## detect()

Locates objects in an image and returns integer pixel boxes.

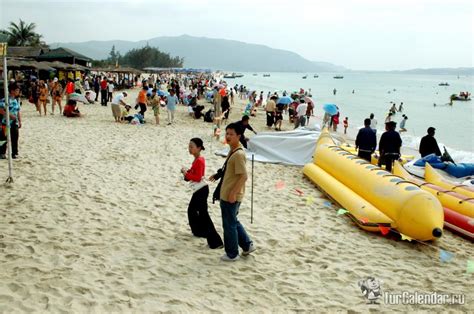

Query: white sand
[0,89,472,312]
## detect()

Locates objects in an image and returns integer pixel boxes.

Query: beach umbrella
[323,103,338,115]
[304,96,315,104]
[277,96,293,105]
[69,93,88,103]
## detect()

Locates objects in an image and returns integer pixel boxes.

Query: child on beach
[343,117,349,134]
[148,88,161,125]
[181,138,223,249]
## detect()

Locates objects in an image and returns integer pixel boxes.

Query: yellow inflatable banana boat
[393,162,474,218]
[303,129,444,241]
[425,163,474,199]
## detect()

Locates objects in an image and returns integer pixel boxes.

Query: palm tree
[2,19,45,47]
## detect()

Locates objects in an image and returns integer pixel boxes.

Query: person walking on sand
[38,80,49,116]
[166,89,179,125]
[209,123,255,262]
[181,138,223,249]
[51,78,63,115]
[234,115,257,149]
[136,85,148,118]
[355,118,377,162]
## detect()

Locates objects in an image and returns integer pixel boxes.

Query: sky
[0,0,472,70]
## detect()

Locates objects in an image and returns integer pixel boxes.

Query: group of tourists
[355,112,442,172]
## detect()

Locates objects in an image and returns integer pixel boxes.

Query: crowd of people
[0,72,449,264]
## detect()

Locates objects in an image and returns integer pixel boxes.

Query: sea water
[226,72,474,162]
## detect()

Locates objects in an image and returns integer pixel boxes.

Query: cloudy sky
[1,0,472,70]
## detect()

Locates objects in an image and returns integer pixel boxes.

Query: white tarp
[215,128,321,166]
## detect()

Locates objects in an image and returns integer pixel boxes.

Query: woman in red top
[181,138,223,249]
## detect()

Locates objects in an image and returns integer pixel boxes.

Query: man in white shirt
[295,99,308,128]
[370,113,378,134]
[111,92,128,122]
[107,81,114,102]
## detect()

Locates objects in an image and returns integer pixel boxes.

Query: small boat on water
[223,73,237,79]
[252,73,258,76]
[263,74,271,77]
[333,75,344,79]
[439,82,450,86]
[451,92,471,101]
[302,75,307,79]
[234,73,244,78]
[314,74,319,78]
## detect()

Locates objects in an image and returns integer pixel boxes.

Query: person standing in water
[399,115,408,133]
[333,88,337,95]
[181,138,223,249]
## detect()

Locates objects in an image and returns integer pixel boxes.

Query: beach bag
[212,148,243,204]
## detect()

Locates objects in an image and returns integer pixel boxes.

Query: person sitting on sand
[234,115,257,149]
[121,105,132,122]
[63,99,81,118]
[181,138,223,249]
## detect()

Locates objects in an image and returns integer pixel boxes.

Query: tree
[119,46,184,69]
[108,45,117,63]
[1,19,46,47]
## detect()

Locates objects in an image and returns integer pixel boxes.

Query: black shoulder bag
[212,148,243,204]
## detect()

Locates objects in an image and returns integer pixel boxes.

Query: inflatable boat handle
[458,198,474,204]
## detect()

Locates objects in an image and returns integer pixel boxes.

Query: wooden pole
[251,154,254,223]
[1,43,14,183]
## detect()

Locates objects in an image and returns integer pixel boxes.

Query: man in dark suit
[355,118,377,162]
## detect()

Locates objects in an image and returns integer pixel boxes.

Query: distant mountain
[389,67,474,75]
[49,35,346,72]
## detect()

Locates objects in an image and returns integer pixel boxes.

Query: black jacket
[379,130,402,155]
[419,135,441,157]
[355,127,377,152]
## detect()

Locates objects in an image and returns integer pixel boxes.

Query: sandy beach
[0,88,472,312]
